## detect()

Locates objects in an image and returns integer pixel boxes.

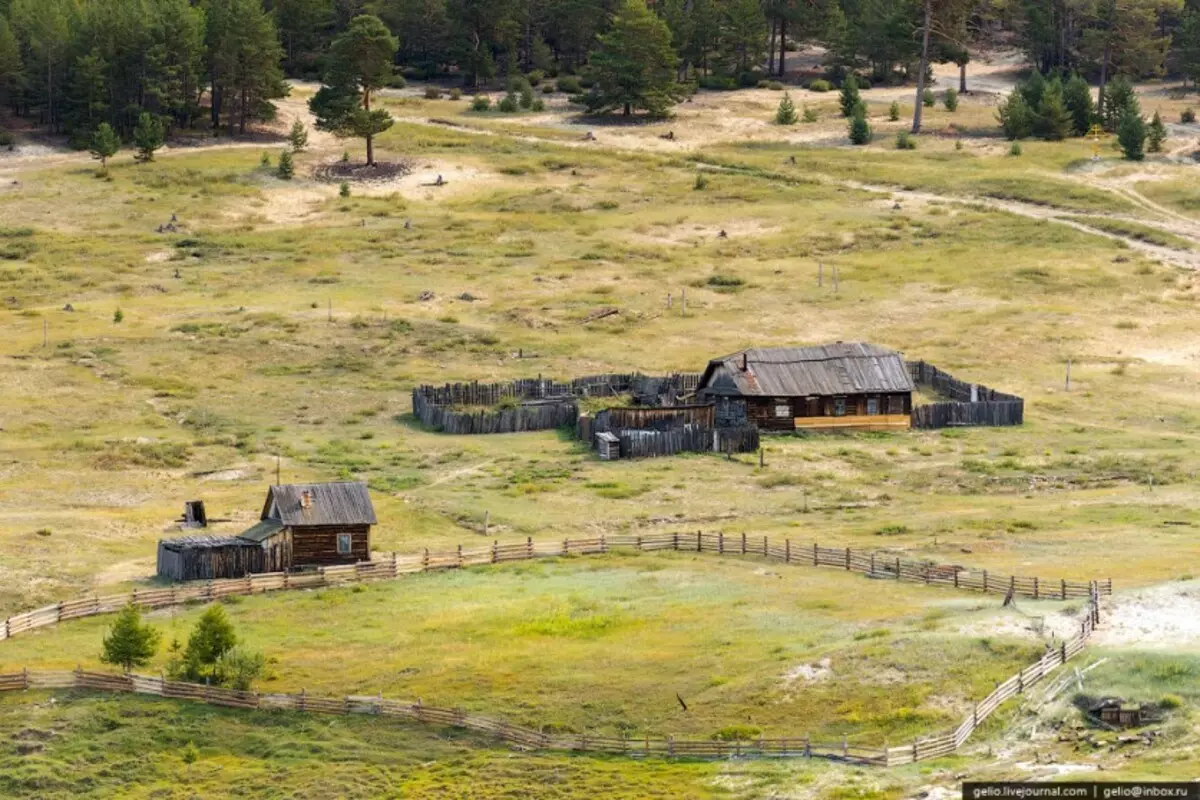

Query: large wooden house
[157,482,377,581]
[696,343,914,433]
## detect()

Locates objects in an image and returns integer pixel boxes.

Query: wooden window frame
[337,533,352,555]
[866,397,880,416]
[833,397,846,417]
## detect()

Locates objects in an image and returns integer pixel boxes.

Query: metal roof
[159,535,258,551]
[262,482,377,527]
[697,343,913,397]
[236,519,285,543]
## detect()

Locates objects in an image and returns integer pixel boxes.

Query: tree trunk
[912,0,932,134]
[778,17,787,76]
[767,17,777,76]
[364,89,374,166]
[623,101,631,116]
[1097,0,1116,120]
[960,62,967,93]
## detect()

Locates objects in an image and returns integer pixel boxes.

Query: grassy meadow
[1,77,1200,795]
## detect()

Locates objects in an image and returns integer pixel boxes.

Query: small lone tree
[997,92,1032,140]
[89,123,120,173]
[288,119,308,152]
[848,103,872,145]
[1063,74,1094,137]
[583,0,686,117]
[172,605,239,683]
[181,742,199,779]
[922,88,935,107]
[133,113,164,162]
[1036,79,1072,141]
[277,149,294,179]
[839,74,860,118]
[100,603,161,673]
[1147,111,1166,153]
[1118,104,1147,161]
[888,101,900,121]
[943,88,958,112]
[774,92,798,125]
[310,15,398,166]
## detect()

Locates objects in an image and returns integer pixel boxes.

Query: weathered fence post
[422,549,429,570]
[526,537,533,559]
[1009,575,1016,596]
[491,540,498,564]
[740,533,746,555]
[785,539,791,563]
[457,544,463,568]
[696,531,702,552]
[22,666,28,689]
[718,533,724,554]
[668,735,674,757]
[895,556,900,579]
[813,542,818,566]
[600,534,607,553]
[844,547,851,570]
[870,553,876,576]
[762,535,768,556]
[1033,576,1039,599]
[804,734,811,758]
[982,570,988,593]
[912,739,918,762]
[842,736,848,758]
[1061,579,1067,600]
[563,538,569,556]
[636,535,643,551]
[673,532,678,550]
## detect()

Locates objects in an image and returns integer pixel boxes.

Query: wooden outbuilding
[696,343,914,433]
[596,431,621,460]
[156,481,377,581]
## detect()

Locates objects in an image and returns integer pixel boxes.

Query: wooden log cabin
[696,343,914,433]
[156,482,377,581]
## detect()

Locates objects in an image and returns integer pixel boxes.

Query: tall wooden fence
[411,373,703,435]
[907,361,1024,430]
[0,535,1106,766]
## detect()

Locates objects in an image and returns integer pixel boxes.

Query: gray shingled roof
[159,535,258,551]
[698,343,913,397]
[261,482,377,527]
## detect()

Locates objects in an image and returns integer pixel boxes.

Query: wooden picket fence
[907,360,1025,430]
[0,535,1106,766]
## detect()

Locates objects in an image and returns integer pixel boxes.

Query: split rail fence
[0,534,1107,766]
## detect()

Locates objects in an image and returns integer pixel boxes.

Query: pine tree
[774,91,798,125]
[0,16,23,111]
[205,0,288,134]
[277,149,294,178]
[1020,71,1046,110]
[584,0,685,118]
[288,119,308,152]
[1062,74,1095,137]
[849,102,872,145]
[88,123,120,173]
[839,74,860,118]
[1102,77,1136,132]
[1147,111,1165,153]
[172,605,238,683]
[1036,78,1072,141]
[1117,103,1146,161]
[133,113,164,162]
[309,15,397,166]
[996,91,1033,140]
[889,101,900,121]
[943,87,958,112]
[100,603,161,672]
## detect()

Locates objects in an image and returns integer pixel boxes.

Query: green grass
[1065,216,1196,250]
[0,553,1042,743]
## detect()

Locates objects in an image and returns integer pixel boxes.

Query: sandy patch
[196,468,252,482]
[94,558,156,586]
[144,250,175,263]
[1092,582,1200,648]
[783,657,832,684]
[629,220,781,246]
[355,161,505,202]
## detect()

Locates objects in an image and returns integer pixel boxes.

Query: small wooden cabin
[596,431,621,460]
[696,343,914,433]
[156,482,377,581]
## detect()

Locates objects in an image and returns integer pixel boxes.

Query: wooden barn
[696,343,914,433]
[156,482,377,581]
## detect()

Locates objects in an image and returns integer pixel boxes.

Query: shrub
[113,308,124,324]
[1183,108,1197,124]
[839,74,861,118]
[711,725,761,742]
[706,273,744,287]
[807,79,832,92]
[775,92,798,125]
[519,84,534,109]
[339,182,350,198]
[849,103,872,145]
[693,172,708,190]
[943,87,958,111]
[955,139,964,150]
[767,80,784,90]
[888,101,900,121]
[895,131,915,150]
[0,130,13,150]
[471,95,491,112]
[1009,141,1023,156]
[997,92,1033,140]
[260,151,270,167]
[698,74,738,90]
[386,73,407,89]
[1147,111,1166,153]
[526,69,545,86]
[542,83,554,94]
[341,150,350,162]
[556,75,582,94]
[276,150,294,179]
[531,98,545,112]
[423,86,442,100]
[498,94,519,113]
[922,88,935,107]
[167,605,239,684]
[214,647,265,691]
[449,88,462,100]
[802,106,818,123]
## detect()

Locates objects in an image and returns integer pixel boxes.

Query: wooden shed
[156,482,377,581]
[696,343,914,433]
[596,431,621,460]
